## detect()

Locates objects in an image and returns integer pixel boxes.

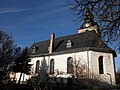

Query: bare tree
[0,31,20,81]
[73,57,87,78]
[71,56,107,88]
[68,0,120,46]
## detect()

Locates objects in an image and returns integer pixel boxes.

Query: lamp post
[107,73,112,85]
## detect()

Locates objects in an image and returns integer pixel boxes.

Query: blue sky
[0,0,120,69]
[0,0,80,48]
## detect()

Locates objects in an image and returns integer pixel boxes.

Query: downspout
[113,56,116,85]
[87,51,89,78]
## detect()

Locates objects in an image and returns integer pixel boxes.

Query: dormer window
[66,40,72,48]
[32,46,38,53]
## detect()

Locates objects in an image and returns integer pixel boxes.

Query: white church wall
[14,50,116,85]
[31,51,88,75]
[15,51,88,83]
[89,51,116,85]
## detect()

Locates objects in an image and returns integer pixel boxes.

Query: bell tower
[78,8,100,34]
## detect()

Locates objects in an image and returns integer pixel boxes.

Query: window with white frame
[66,40,72,48]
[32,46,37,53]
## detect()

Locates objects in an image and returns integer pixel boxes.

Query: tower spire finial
[84,8,94,23]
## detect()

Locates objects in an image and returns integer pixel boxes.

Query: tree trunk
[18,72,22,84]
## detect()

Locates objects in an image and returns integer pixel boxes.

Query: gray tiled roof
[29,31,116,57]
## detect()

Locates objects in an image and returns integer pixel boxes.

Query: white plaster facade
[15,50,116,85]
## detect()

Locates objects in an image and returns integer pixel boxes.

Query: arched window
[98,56,104,74]
[35,60,40,74]
[67,57,73,74]
[50,59,54,74]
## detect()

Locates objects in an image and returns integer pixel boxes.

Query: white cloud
[0,8,32,14]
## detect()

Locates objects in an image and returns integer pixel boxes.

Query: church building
[14,9,116,85]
